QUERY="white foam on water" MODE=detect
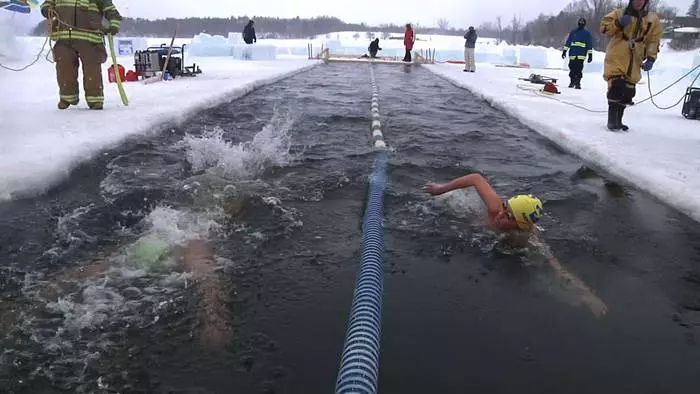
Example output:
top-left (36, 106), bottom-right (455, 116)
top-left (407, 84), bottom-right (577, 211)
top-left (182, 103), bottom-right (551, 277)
top-left (8, 205), bottom-right (225, 392)
top-left (182, 110), bottom-right (300, 179)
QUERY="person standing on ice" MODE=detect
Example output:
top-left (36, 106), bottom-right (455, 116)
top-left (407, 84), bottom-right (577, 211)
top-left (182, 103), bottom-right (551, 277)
top-left (403, 23), bottom-right (415, 62)
top-left (243, 20), bottom-right (256, 45)
top-left (600, 0), bottom-right (662, 131)
top-left (40, 0), bottom-right (121, 110)
top-left (562, 17), bottom-right (593, 89)
top-left (463, 26), bottom-right (477, 72)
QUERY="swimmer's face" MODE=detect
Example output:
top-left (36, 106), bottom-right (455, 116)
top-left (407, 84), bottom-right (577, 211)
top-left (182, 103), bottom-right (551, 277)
top-left (494, 204), bottom-right (519, 230)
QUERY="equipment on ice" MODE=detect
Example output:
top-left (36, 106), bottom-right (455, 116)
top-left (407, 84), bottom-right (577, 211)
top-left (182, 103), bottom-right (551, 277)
top-left (681, 87), bottom-right (700, 120)
top-left (518, 73), bottom-right (558, 85)
top-left (134, 44), bottom-right (202, 80)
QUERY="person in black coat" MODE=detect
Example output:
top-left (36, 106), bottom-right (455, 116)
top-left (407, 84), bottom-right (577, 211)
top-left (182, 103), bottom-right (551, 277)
top-left (243, 20), bottom-right (256, 45)
top-left (368, 38), bottom-right (382, 58)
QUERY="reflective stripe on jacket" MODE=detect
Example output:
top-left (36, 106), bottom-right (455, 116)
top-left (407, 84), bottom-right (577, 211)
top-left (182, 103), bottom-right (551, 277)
top-left (564, 27), bottom-right (593, 60)
top-left (41, 0), bottom-right (121, 44)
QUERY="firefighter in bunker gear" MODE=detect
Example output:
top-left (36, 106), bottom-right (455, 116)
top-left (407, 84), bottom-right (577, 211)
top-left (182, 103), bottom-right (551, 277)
top-left (600, 0), bottom-right (662, 131)
top-left (41, 0), bottom-right (122, 110)
top-left (562, 17), bottom-right (593, 89)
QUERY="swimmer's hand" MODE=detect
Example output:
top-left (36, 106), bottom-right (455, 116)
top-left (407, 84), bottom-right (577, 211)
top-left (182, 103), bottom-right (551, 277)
top-left (423, 183), bottom-right (446, 196)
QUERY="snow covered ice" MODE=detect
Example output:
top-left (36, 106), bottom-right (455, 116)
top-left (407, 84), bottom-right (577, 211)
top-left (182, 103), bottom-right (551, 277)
top-left (0, 36), bottom-right (317, 200)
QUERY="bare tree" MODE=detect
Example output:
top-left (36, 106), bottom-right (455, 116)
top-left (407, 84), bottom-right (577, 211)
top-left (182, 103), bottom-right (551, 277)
top-left (437, 18), bottom-right (450, 32)
top-left (688, 0), bottom-right (699, 17)
top-left (511, 14), bottom-right (522, 44)
top-left (496, 16), bottom-right (503, 43)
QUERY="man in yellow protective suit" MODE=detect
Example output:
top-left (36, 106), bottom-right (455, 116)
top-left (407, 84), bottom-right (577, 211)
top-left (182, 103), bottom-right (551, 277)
top-left (600, 0), bottom-right (662, 131)
top-left (41, 0), bottom-right (122, 110)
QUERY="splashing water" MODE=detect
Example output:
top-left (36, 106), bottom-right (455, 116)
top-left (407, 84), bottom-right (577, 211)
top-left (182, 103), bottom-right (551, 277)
top-left (1, 205), bottom-right (226, 393)
top-left (182, 110), bottom-right (300, 179)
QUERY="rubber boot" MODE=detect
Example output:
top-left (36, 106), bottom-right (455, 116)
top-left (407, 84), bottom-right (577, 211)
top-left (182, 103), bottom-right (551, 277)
top-left (568, 78), bottom-right (575, 88)
top-left (618, 104), bottom-right (629, 131)
top-left (607, 104), bottom-right (621, 131)
top-left (88, 102), bottom-right (103, 110)
top-left (57, 100), bottom-right (71, 110)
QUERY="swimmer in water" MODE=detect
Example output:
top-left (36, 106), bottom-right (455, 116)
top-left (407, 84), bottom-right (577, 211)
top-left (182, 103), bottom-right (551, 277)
top-left (423, 173), bottom-right (543, 232)
top-left (423, 173), bottom-right (609, 317)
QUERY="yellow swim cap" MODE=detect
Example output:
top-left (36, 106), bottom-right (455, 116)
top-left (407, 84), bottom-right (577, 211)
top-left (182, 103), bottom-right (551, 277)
top-left (507, 194), bottom-right (544, 230)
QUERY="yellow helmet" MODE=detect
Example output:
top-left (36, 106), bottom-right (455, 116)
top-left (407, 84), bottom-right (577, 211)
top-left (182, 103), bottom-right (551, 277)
top-left (507, 194), bottom-right (544, 230)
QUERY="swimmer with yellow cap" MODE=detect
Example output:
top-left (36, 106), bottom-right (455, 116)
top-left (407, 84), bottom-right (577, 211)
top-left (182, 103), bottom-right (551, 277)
top-left (423, 173), bottom-right (543, 232)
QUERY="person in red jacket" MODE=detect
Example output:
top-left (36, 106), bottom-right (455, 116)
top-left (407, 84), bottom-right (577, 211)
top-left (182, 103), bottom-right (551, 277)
top-left (403, 23), bottom-right (415, 62)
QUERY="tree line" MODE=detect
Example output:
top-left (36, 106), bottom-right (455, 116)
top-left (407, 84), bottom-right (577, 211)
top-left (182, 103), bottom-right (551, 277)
top-left (30, 15), bottom-right (416, 39)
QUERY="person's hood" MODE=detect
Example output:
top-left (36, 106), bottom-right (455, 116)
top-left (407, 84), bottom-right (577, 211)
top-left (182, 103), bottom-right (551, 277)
top-left (247, 20), bottom-right (254, 26)
top-left (625, 0), bottom-right (649, 16)
top-left (468, 26), bottom-right (474, 31)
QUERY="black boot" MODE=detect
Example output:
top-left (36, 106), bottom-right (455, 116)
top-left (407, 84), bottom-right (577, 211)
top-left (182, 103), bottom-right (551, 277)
top-left (618, 104), bottom-right (629, 131)
top-left (607, 104), bottom-right (621, 131)
top-left (568, 79), bottom-right (575, 88)
top-left (574, 76), bottom-right (581, 89)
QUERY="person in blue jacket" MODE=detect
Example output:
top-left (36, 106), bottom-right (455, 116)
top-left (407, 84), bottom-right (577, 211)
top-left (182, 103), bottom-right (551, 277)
top-left (562, 17), bottom-right (593, 89)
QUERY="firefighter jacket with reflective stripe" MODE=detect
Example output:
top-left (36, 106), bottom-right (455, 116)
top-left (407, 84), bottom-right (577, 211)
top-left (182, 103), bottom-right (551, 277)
top-left (41, 0), bottom-right (122, 44)
top-left (564, 27), bottom-right (593, 61)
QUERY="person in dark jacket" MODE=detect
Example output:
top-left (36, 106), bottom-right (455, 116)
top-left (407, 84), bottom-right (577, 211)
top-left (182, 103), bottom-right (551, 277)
top-left (562, 17), bottom-right (593, 89)
top-left (403, 23), bottom-right (415, 62)
top-left (463, 26), bottom-right (477, 72)
top-left (368, 38), bottom-right (382, 58)
top-left (243, 20), bottom-right (256, 45)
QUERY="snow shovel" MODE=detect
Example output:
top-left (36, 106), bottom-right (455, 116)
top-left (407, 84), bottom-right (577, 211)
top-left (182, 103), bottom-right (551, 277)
top-left (107, 33), bottom-right (129, 106)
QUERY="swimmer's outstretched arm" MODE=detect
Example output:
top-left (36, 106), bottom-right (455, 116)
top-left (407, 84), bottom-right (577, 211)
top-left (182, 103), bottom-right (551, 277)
top-left (535, 234), bottom-right (609, 317)
top-left (424, 173), bottom-right (503, 216)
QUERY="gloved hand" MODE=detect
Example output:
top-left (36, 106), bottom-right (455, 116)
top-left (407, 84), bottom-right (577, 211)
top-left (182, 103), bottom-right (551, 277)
top-left (105, 23), bottom-right (119, 35)
top-left (619, 14), bottom-right (632, 28)
top-left (641, 56), bottom-right (655, 71)
top-left (561, 49), bottom-right (567, 59)
top-left (588, 53), bottom-right (593, 63)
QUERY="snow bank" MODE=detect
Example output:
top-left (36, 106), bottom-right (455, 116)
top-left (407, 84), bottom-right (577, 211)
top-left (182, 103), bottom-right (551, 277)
top-left (425, 62), bottom-right (700, 223)
top-left (188, 33), bottom-right (277, 59)
top-left (518, 46), bottom-right (548, 69)
top-left (188, 33), bottom-right (231, 57)
top-left (0, 47), bottom-right (319, 200)
top-left (231, 44), bottom-right (277, 60)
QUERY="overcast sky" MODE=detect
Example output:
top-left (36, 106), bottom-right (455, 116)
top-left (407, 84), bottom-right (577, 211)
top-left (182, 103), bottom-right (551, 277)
top-left (114, 0), bottom-right (691, 27)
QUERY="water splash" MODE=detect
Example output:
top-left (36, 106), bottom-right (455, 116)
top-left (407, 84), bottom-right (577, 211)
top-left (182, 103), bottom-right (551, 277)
top-left (182, 110), bottom-right (300, 179)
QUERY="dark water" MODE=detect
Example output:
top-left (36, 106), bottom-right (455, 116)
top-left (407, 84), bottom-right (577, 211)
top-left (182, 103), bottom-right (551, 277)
top-left (1, 63), bottom-right (699, 394)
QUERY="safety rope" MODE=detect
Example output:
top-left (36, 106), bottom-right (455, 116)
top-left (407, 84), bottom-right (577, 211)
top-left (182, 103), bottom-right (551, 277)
top-left (643, 66), bottom-right (700, 110)
top-left (517, 62), bottom-right (700, 114)
top-left (0, 9), bottom-right (104, 72)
